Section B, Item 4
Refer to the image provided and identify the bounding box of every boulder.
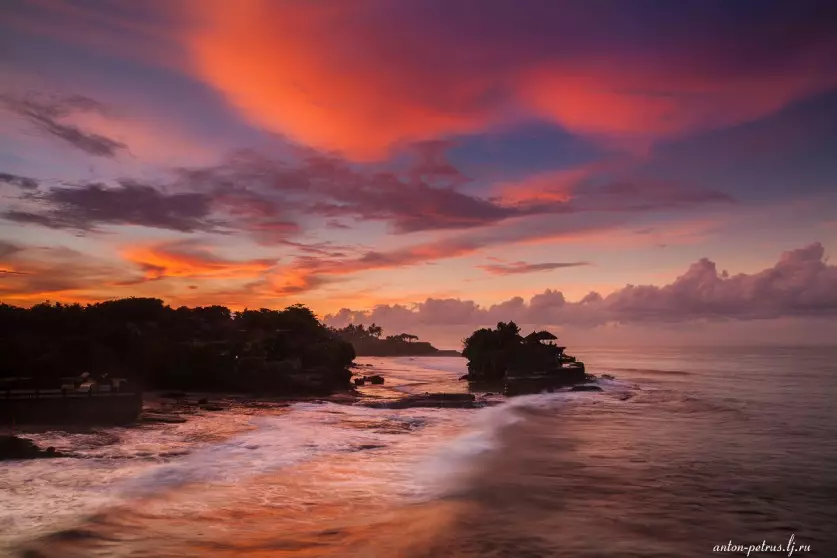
[0,435,66,460]
[354,377,366,386]
[366,375,385,385]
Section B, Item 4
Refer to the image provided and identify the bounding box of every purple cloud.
[4,181,217,232]
[325,243,837,329]
[0,172,38,190]
[1,94,126,157]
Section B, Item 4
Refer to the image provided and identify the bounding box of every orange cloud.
[7,2,834,159]
[121,242,276,280]
[494,166,593,207]
[179,1,837,159]
[0,243,141,305]
[183,1,494,160]
[523,66,833,144]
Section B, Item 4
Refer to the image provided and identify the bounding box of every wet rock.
[140,413,188,424]
[570,384,603,392]
[365,393,480,409]
[366,375,385,385]
[0,435,66,460]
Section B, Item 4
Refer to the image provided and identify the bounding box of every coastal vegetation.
[462,321,587,392]
[330,323,458,356]
[0,298,355,396]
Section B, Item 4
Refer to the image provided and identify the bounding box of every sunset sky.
[1,0,836,346]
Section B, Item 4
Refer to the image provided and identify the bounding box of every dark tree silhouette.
[0,298,355,395]
[331,324,447,356]
[462,322,582,384]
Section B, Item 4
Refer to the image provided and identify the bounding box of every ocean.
[2,346,836,557]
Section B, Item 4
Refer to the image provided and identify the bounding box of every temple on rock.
[462,322,589,395]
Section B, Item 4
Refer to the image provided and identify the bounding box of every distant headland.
[329,323,461,357]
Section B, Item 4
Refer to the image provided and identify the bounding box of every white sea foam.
[1,356,638,549]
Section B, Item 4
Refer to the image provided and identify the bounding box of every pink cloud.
[6,2,836,160]
[177,1,837,158]
[121,240,277,280]
[325,243,837,329]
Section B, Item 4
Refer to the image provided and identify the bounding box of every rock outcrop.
[0,435,65,460]
[462,322,593,396]
[364,393,482,409]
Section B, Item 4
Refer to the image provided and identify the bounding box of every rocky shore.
[0,435,66,460]
[1,356,605,461]
[363,393,488,409]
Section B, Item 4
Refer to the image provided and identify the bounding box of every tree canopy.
[462,322,571,381]
[0,298,355,395]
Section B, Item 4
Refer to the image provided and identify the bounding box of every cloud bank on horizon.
[1,1,836,340]
[323,243,837,327]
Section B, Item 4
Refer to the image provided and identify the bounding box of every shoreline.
[1,389,362,435]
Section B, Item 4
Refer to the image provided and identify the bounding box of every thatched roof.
[524,330,558,343]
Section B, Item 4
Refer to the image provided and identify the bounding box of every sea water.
[2,346,836,557]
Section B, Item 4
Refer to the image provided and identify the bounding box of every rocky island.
[462,321,592,395]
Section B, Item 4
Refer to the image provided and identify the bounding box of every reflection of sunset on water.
[2,2,837,556]
[5,352,836,556]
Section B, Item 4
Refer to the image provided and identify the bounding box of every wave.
[8,383,644,557]
[413,387,629,499]
[607,366,692,376]
[119,404,402,495]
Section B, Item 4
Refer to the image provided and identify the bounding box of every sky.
[1,0,836,347]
